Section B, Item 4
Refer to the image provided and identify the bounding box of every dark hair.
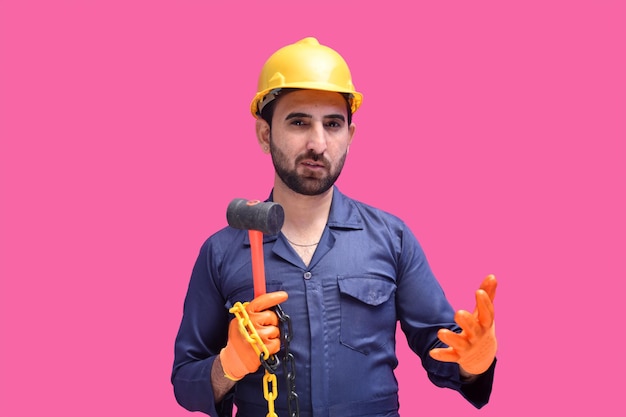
[260,89,353,128]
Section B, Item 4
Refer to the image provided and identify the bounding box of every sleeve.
[395,224,496,409]
[171,238,234,417]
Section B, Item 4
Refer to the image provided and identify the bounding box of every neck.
[272,181,333,241]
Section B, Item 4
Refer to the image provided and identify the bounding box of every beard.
[270,142,347,196]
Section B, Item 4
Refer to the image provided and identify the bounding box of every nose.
[306,122,327,154]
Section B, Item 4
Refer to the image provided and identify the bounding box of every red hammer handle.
[249,229,266,297]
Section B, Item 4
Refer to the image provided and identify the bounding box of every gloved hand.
[429,275,497,375]
[220,291,288,381]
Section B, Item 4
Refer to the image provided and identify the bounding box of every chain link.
[230,302,270,362]
[274,305,300,417]
[263,371,278,417]
[229,302,299,417]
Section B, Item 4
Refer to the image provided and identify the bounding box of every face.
[257,89,356,196]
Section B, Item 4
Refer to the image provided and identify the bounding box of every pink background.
[1,1,624,416]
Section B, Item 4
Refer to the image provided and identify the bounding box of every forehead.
[274,89,349,116]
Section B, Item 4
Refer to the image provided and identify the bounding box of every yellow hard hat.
[250,37,363,118]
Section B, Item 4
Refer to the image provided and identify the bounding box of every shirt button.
[303,272,312,280]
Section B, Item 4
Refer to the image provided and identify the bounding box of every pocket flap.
[338,276,395,306]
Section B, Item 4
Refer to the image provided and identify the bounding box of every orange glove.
[220,291,288,381]
[429,275,497,375]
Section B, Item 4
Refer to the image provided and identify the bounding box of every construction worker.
[172,37,497,417]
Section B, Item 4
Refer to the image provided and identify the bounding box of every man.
[172,37,498,417]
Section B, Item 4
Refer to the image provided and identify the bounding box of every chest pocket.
[338,275,396,355]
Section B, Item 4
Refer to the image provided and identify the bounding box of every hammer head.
[226,198,285,235]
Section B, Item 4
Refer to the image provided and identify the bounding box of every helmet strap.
[257,88,283,115]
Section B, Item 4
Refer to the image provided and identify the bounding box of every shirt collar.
[266,186,364,232]
[327,187,364,230]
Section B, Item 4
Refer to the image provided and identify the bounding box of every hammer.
[226,198,284,297]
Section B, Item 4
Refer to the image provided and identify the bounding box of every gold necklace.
[284,236,319,247]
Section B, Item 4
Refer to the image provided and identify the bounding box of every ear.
[256,118,271,153]
[347,123,356,148]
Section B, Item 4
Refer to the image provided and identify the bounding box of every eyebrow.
[285,112,346,122]
[285,112,311,120]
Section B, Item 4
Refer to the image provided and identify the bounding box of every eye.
[290,119,307,126]
[325,120,342,128]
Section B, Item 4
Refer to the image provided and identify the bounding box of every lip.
[300,160,325,169]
